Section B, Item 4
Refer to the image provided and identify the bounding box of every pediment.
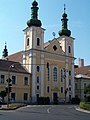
[45,39,65,55]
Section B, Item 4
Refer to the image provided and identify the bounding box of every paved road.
[0,105,90,120]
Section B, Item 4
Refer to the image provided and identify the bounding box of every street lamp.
[6,64,15,108]
[65,88,68,104]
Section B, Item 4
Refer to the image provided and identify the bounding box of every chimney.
[78,58,84,67]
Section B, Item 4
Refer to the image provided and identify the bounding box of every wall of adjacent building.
[75,77,90,101]
[0,70,31,103]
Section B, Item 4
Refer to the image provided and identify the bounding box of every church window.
[37,85,39,90]
[37,38,40,46]
[61,87,64,93]
[37,66,40,72]
[27,38,29,46]
[69,79,71,85]
[47,86,50,93]
[60,69,63,82]
[53,67,57,81]
[37,76,39,83]
[53,45,57,51]
[68,46,71,53]
[69,70,71,76]
[69,87,71,91]
[47,63,50,81]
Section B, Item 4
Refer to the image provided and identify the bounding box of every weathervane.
[52,32,56,39]
[64,4,66,13]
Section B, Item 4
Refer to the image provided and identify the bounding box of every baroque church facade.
[22,0,75,103]
[1,0,75,103]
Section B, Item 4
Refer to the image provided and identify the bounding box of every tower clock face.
[37,29,41,34]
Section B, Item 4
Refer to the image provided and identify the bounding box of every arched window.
[27,38,29,46]
[47,86,50,93]
[37,38,40,46]
[37,76,39,83]
[47,64,50,81]
[37,66,40,72]
[53,67,57,81]
[68,46,71,53]
[60,69,63,82]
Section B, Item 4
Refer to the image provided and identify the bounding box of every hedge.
[80,102,90,111]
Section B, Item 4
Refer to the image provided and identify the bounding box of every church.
[1,0,75,103]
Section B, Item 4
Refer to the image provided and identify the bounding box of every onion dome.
[58,4,71,37]
[27,0,42,27]
[32,0,38,7]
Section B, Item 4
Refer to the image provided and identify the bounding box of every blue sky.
[0,0,90,65]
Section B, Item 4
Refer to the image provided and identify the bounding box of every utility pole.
[6,65,14,108]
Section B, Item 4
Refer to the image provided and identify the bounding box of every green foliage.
[9,103,26,109]
[84,84,90,94]
[0,90,7,100]
[37,97,50,105]
[80,102,90,111]
[71,96,80,104]
[87,96,90,102]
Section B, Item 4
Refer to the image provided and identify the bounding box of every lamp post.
[7,64,14,108]
[65,88,68,104]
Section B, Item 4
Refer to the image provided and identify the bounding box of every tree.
[84,84,90,102]
[84,84,90,94]
[0,90,7,101]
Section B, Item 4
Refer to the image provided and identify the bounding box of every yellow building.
[22,0,75,103]
[0,60,31,103]
[1,0,75,103]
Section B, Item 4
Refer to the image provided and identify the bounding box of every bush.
[87,96,90,102]
[37,97,50,105]
[80,102,90,111]
[71,97,80,104]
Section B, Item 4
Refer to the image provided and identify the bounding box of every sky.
[0,0,90,65]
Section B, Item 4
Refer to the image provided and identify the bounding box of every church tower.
[58,5,75,99]
[2,42,8,58]
[23,0,45,103]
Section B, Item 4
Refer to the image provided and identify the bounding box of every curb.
[0,105,27,111]
[76,107,90,114]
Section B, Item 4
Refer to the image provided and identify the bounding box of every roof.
[75,66,90,76]
[4,51,23,63]
[44,41,51,48]
[75,74,90,79]
[0,59,30,74]
[3,42,51,62]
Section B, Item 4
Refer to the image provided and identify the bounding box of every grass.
[80,102,90,111]
[0,103,27,110]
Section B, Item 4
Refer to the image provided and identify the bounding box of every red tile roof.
[44,41,50,48]
[4,51,23,63]
[3,41,51,62]
[75,66,90,76]
[0,59,30,74]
